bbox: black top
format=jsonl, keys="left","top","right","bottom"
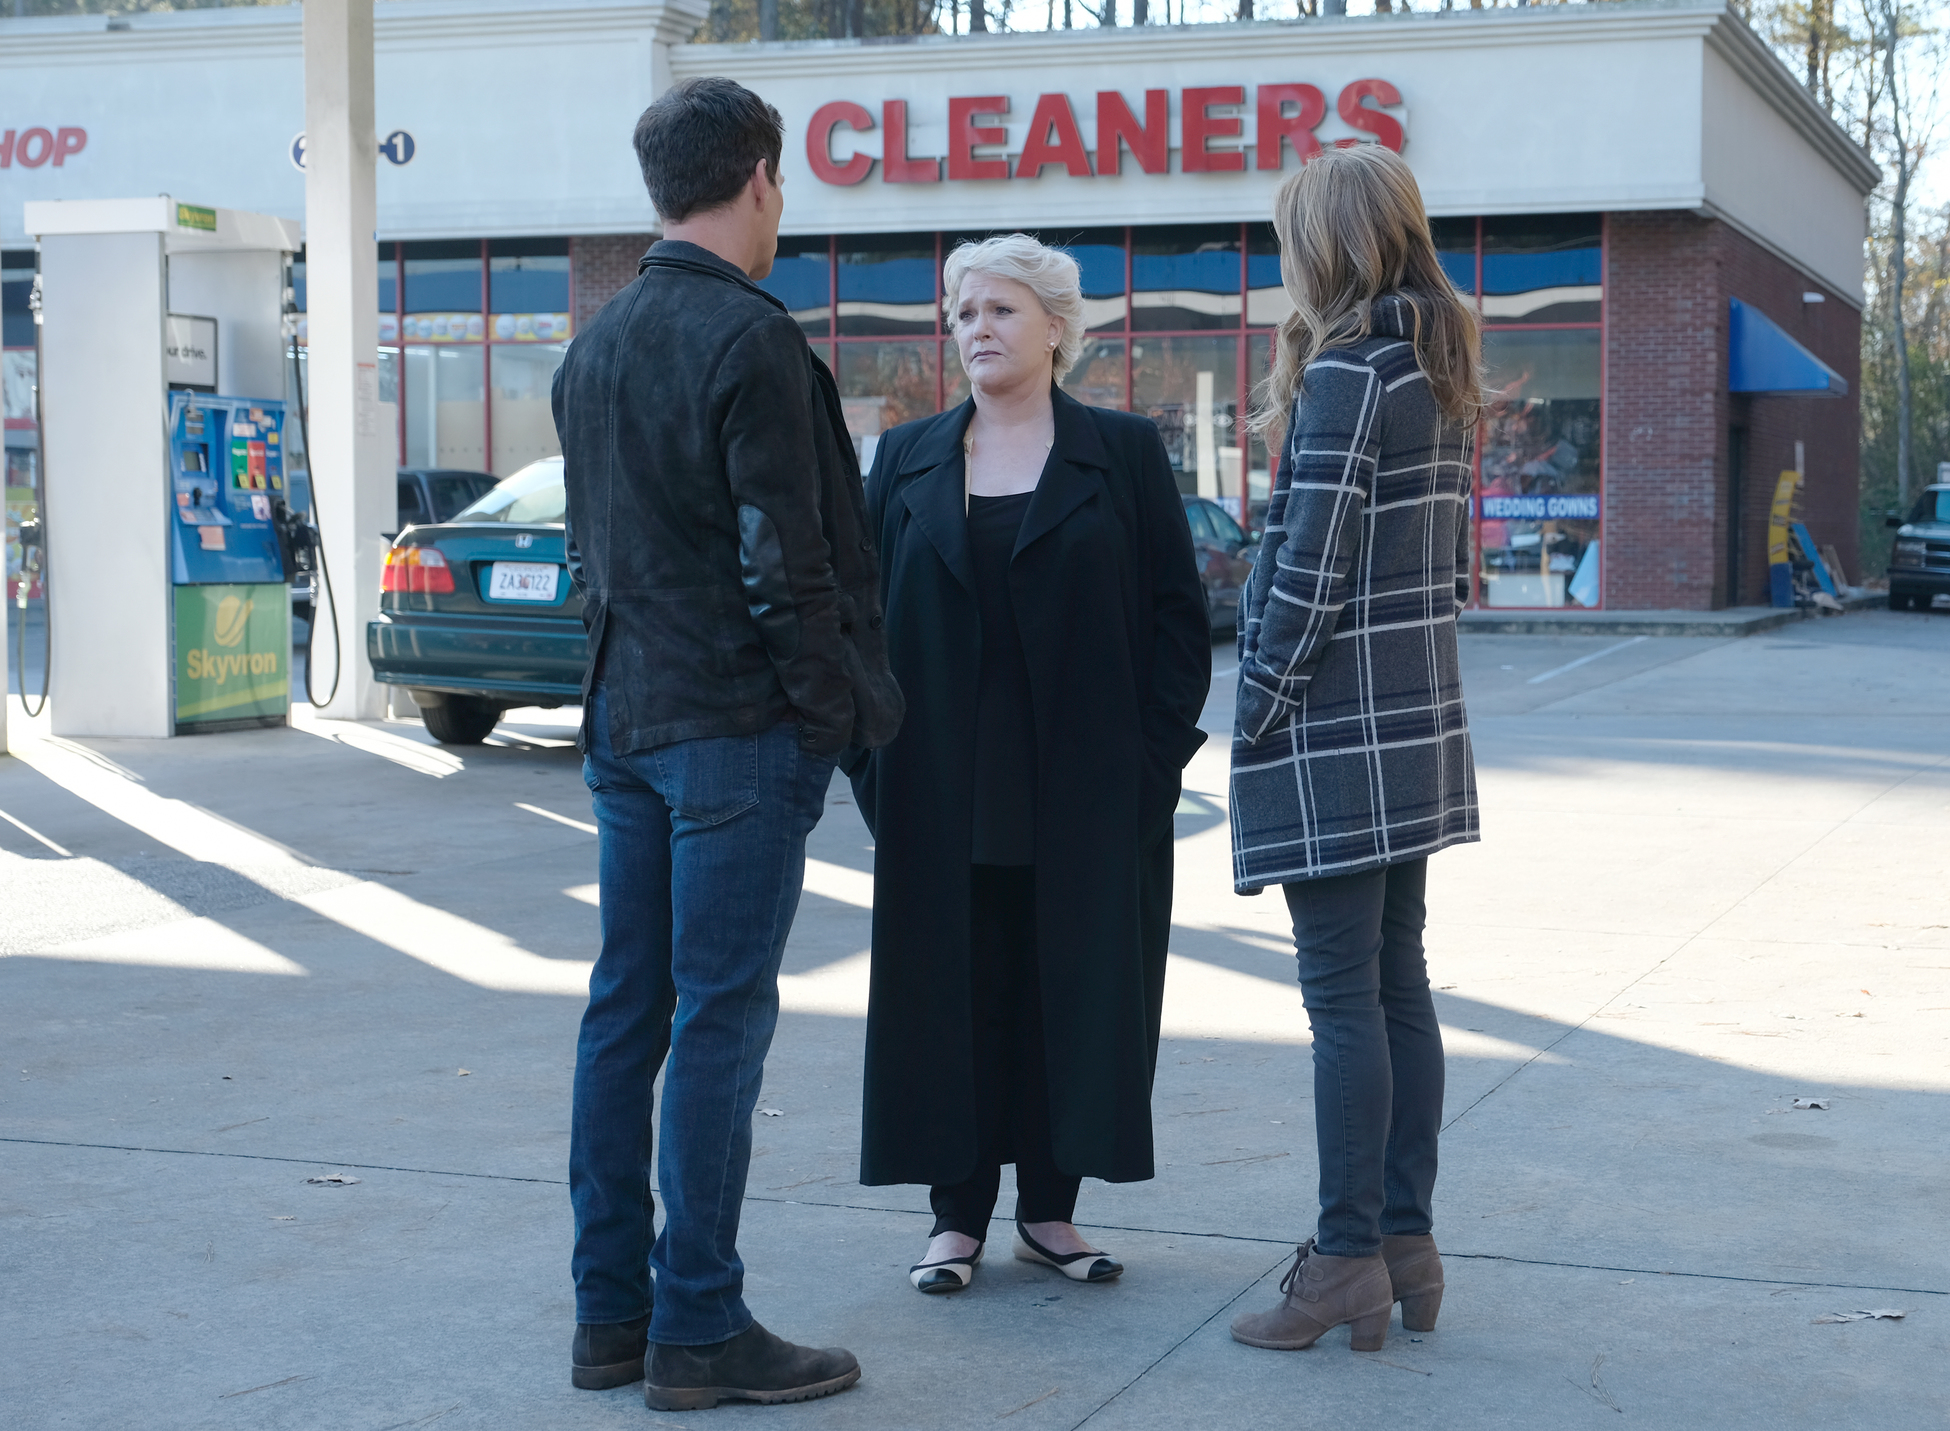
{"left": 967, "top": 490, "right": 1037, "bottom": 865}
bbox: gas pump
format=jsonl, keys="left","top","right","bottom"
{"left": 166, "top": 392, "right": 294, "bottom": 730}
{"left": 26, "top": 197, "right": 303, "bottom": 738}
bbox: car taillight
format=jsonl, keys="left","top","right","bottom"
{"left": 382, "top": 545, "right": 456, "bottom": 594}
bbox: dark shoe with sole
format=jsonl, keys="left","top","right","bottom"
{"left": 571, "top": 1313, "right": 650, "bottom": 1390}
{"left": 644, "top": 1321, "right": 860, "bottom": 1411}
{"left": 1230, "top": 1239, "right": 1393, "bottom": 1352}
{"left": 1381, "top": 1233, "right": 1445, "bottom": 1332}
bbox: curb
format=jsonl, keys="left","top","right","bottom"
{"left": 1458, "top": 591, "right": 1886, "bottom": 638}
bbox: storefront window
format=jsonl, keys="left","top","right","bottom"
{"left": 490, "top": 343, "right": 567, "bottom": 475}
{"left": 1056, "top": 228, "right": 1129, "bottom": 332}
{"left": 488, "top": 238, "right": 572, "bottom": 345}
{"left": 1246, "top": 330, "right": 1275, "bottom": 527}
{"left": 1245, "top": 224, "right": 1292, "bottom": 332}
{"left": 404, "top": 345, "right": 486, "bottom": 471}
{"left": 403, "top": 240, "right": 484, "bottom": 344}
{"left": 1134, "top": 334, "right": 1240, "bottom": 499}
{"left": 838, "top": 340, "right": 938, "bottom": 471}
{"left": 1133, "top": 224, "right": 1241, "bottom": 331}
{"left": 376, "top": 244, "right": 398, "bottom": 339}
{"left": 1482, "top": 214, "right": 1601, "bottom": 325}
{"left": 838, "top": 234, "right": 936, "bottom": 336}
{"left": 1478, "top": 328, "right": 1602, "bottom": 608}
{"left": 289, "top": 247, "right": 400, "bottom": 346}
{"left": 1431, "top": 218, "right": 1477, "bottom": 296}
{"left": 1064, "top": 337, "right": 1127, "bottom": 410}
{"left": 760, "top": 236, "right": 834, "bottom": 339}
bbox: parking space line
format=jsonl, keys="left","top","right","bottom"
{"left": 1526, "top": 635, "right": 1648, "bottom": 685}
{"left": 515, "top": 802, "right": 597, "bottom": 834}
{"left": 0, "top": 807, "right": 72, "bottom": 857}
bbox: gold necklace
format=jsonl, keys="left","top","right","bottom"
{"left": 963, "top": 426, "right": 1054, "bottom": 514}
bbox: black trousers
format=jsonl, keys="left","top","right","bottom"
{"left": 929, "top": 865, "right": 1082, "bottom": 1240}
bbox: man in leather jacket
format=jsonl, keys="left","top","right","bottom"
{"left": 551, "top": 77, "right": 901, "bottom": 1413}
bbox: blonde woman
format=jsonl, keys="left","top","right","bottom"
{"left": 848, "top": 234, "right": 1211, "bottom": 1294}
{"left": 1228, "top": 146, "right": 1484, "bottom": 1353}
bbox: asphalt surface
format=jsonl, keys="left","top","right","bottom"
{"left": 2, "top": 606, "right": 1946, "bottom": 1429}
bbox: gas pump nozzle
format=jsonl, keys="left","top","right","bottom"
{"left": 270, "top": 498, "right": 318, "bottom": 581}
{"left": 14, "top": 515, "right": 42, "bottom": 606}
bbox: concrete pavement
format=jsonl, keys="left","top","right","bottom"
{"left": 2, "top": 608, "right": 1946, "bottom": 1429}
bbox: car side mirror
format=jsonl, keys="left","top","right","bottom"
{"left": 1885, "top": 514, "right": 1905, "bottom": 529}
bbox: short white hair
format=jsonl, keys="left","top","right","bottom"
{"left": 943, "top": 234, "right": 1087, "bottom": 382}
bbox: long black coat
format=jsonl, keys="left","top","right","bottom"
{"left": 851, "top": 388, "right": 1211, "bottom": 1188}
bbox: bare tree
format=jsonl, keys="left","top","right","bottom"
{"left": 1869, "top": 0, "right": 1944, "bottom": 503}
{"left": 1879, "top": 0, "right": 1916, "bottom": 501}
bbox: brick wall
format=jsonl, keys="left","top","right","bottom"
{"left": 571, "top": 233, "right": 657, "bottom": 332}
{"left": 1605, "top": 212, "right": 1725, "bottom": 610}
{"left": 1717, "top": 226, "right": 1862, "bottom": 597}
{"left": 1604, "top": 212, "right": 1862, "bottom": 609}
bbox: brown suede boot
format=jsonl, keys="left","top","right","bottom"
{"left": 1230, "top": 1240, "right": 1393, "bottom": 1352}
{"left": 1381, "top": 1234, "right": 1445, "bottom": 1332}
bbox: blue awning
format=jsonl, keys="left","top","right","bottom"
{"left": 1729, "top": 297, "right": 1848, "bottom": 396}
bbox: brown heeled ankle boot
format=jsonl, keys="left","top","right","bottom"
{"left": 1380, "top": 1233, "right": 1444, "bottom": 1332}
{"left": 1230, "top": 1240, "right": 1393, "bottom": 1352}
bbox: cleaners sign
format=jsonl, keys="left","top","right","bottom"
{"left": 807, "top": 82, "right": 1403, "bottom": 185}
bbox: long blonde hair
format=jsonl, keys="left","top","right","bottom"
{"left": 1251, "top": 144, "right": 1485, "bottom": 432}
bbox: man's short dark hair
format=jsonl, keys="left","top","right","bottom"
{"left": 634, "top": 78, "right": 784, "bottom": 224}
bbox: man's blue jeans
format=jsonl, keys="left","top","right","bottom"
{"left": 1283, "top": 858, "right": 1443, "bottom": 1259}
{"left": 572, "top": 685, "right": 834, "bottom": 1346}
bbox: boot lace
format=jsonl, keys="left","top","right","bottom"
{"left": 1277, "top": 1239, "right": 1317, "bottom": 1297}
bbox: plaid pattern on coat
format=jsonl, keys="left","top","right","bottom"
{"left": 1230, "top": 295, "right": 1480, "bottom": 890}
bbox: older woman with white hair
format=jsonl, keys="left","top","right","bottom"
{"left": 847, "top": 233, "right": 1211, "bottom": 1295}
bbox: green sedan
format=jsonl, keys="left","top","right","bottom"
{"left": 367, "top": 457, "right": 587, "bottom": 744}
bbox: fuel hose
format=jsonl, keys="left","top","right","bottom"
{"left": 289, "top": 325, "right": 342, "bottom": 709}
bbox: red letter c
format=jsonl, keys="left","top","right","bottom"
{"left": 808, "top": 102, "right": 874, "bottom": 186}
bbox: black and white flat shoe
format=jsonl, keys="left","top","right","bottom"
{"left": 1014, "top": 1223, "right": 1123, "bottom": 1283}
{"left": 909, "top": 1242, "right": 984, "bottom": 1294}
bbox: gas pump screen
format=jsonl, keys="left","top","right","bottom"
{"left": 166, "top": 314, "right": 218, "bottom": 389}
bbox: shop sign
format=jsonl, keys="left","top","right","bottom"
{"left": 807, "top": 82, "right": 1403, "bottom": 186}
{"left": 0, "top": 126, "right": 87, "bottom": 168}
{"left": 174, "top": 583, "right": 289, "bottom": 726}
{"left": 1480, "top": 494, "right": 1600, "bottom": 520}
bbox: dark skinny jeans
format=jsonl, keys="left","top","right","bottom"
{"left": 1283, "top": 858, "right": 1443, "bottom": 1259}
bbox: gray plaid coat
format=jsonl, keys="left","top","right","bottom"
{"left": 1230, "top": 295, "right": 1480, "bottom": 891}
